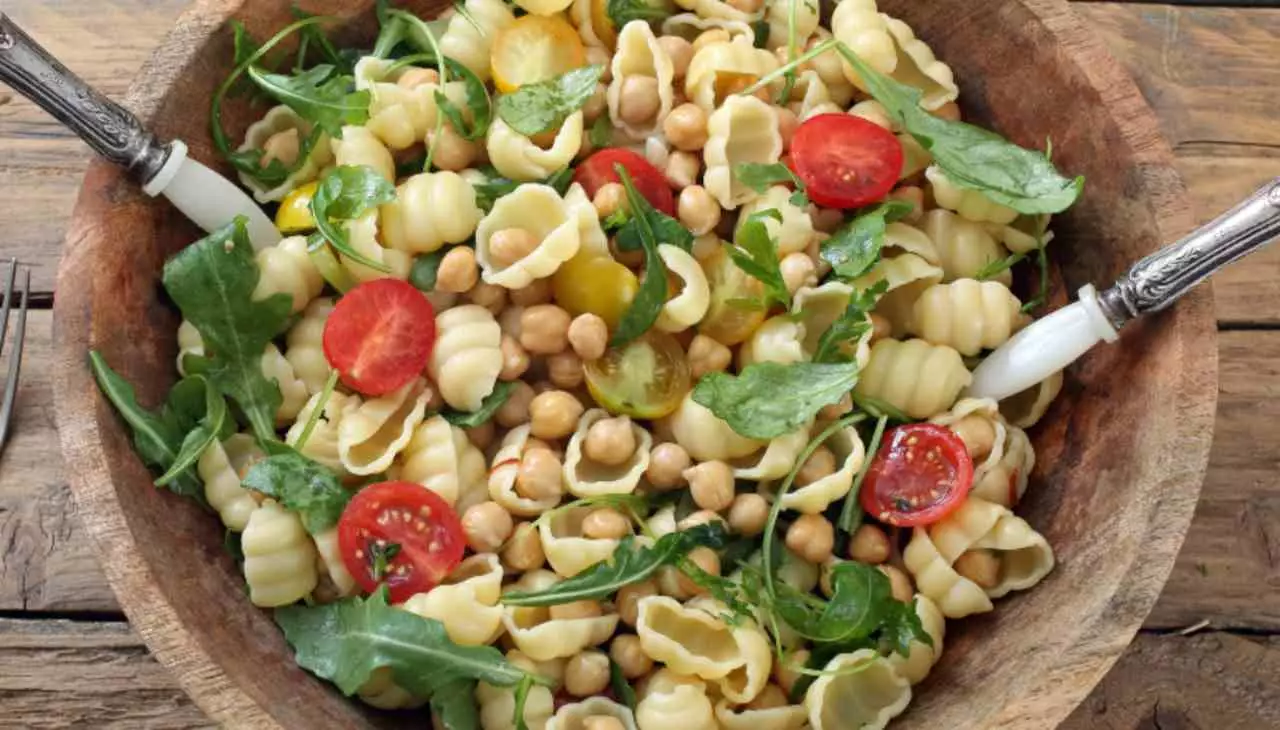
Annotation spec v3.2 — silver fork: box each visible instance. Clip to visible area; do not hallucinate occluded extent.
[0,258,30,453]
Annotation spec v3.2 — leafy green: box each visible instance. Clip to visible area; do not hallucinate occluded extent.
[241,450,351,534]
[610,660,638,710]
[850,393,912,423]
[611,167,694,346]
[606,0,675,29]
[834,44,1082,215]
[388,50,493,143]
[290,5,354,74]
[433,679,481,730]
[820,201,915,280]
[310,165,398,271]
[246,65,370,139]
[161,219,293,444]
[589,115,614,149]
[512,675,535,730]
[692,362,861,440]
[441,381,516,428]
[733,163,808,208]
[974,251,1025,281]
[810,281,887,365]
[292,371,339,452]
[501,523,730,606]
[1022,241,1050,313]
[409,251,446,292]
[726,209,790,312]
[497,65,605,136]
[155,376,228,487]
[751,19,770,49]
[472,166,575,212]
[837,414,886,533]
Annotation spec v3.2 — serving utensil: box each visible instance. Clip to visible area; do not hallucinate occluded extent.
[969,178,1280,401]
[0,14,280,249]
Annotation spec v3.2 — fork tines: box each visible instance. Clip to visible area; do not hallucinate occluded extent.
[0,258,30,454]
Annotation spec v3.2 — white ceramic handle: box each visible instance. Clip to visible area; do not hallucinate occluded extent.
[145,143,281,250]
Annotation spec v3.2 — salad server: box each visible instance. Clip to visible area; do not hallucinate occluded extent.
[0,14,281,249]
[969,178,1280,401]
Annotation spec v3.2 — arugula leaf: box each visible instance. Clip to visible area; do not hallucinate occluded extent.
[726,209,790,312]
[734,163,808,208]
[606,0,675,29]
[973,250,1025,281]
[837,414,886,533]
[155,376,228,487]
[834,44,1082,215]
[512,675,535,730]
[246,65,370,139]
[242,450,351,534]
[692,362,860,440]
[589,115,614,149]
[770,561,928,651]
[497,65,604,136]
[471,167,575,212]
[409,251,446,292]
[501,523,730,606]
[162,219,293,444]
[810,281,887,365]
[820,201,914,280]
[275,588,532,699]
[1022,241,1050,313]
[751,19,770,49]
[310,165,398,271]
[442,381,516,428]
[610,167,692,346]
[850,393,912,423]
[610,660,638,710]
[433,679,481,730]
[387,17,493,142]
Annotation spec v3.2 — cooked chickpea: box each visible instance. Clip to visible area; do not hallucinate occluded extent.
[502,522,545,572]
[687,334,732,379]
[774,649,809,696]
[584,416,637,466]
[747,684,788,711]
[509,279,551,307]
[663,103,709,152]
[819,393,853,421]
[262,129,301,168]
[582,717,625,730]
[684,460,735,512]
[568,314,609,361]
[950,414,997,460]
[467,281,507,314]
[677,185,722,236]
[499,305,524,339]
[848,524,891,564]
[880,564,915,602]
[869,312,892,343]
[808,205,846,234]
[499,335,531,381]
[796,445,837,487]
[549,599,604,621]
[675,546,721,596]
[547,351,584,389]
[586,45,612,81]
[954,549,1001,589]
[616,579,658,626]
[786,513,835,564]
[520,304,572,355]
[932,101,962,122]
[610,634,653,679]
[780,252,818,294]
[657,35,694,78]
[495,381,535,428]
[776,107,800,151]
[428,124,477,171]
[396,67,439,89]
[529,390,584,441]
[593,182,626,220]
[727,493,769,537]
[564,651,611,697]
[433,246,478,294]
[664,150,701,189]
[466,421,495,450]
[582,507,631,540]
[727,0,763,15]
[691,232,721,260]
[888,185,925,222]
[515,447,564,501]
[618,76,661,127]
[582,82,608,122]
[488,227,541,270]
[461,501,514,553]
[692,28,730,53]
[646,443,691,490]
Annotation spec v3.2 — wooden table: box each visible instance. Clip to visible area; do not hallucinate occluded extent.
[1,1,1277,727]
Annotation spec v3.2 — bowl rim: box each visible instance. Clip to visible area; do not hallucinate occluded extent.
[51,0,1217,727]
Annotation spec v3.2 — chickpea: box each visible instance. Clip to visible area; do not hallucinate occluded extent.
[584,416,637,466]
[780,252,818,294]
[433,246,478,294]
[547,351,585,389]
[520,304,572,355]
[262,129,301,168]
[428,123,478,171]
[583,718,625,730]
[727,493,769,537]
[677,185,722,236]
[675,546,721,596]
[495,381,535,427]
[565,651,611,697]
[549,599,604,621]
[461,501,514,553]
[932,101,962,122]
[657,35,694,78]
[663,150,701,190]
[869,312,892,343]
[795,445,837,487]
[593,182,627,220]
[396,67,439,89]
[488,227,541,269]
[848,524,891,564]
[818,393,853,421]
[687,334,732,379]
[880,564,915,602]
[582,82,608,122]
[950,415,997,460]
[568,314,609,361]
[616,579,658,626]
[509,279,551,307]
[747,684,788,711]
[529,390,584,440]
[727,0,763,14]
[646,443,691,490]
[691,232,721,261]
[515,447,564,501]
[663,103,709,152]
[499,305,525,339]
[502,522,545,572]
[610,634,653,679]
[586,45,612,82]
[499,335,531,381]
[467,281,507,314]
[888,185,925,222]
[692,28,730,54]
[618,76,661,127]
[786,514,835,564]
[582,508,631,540]
[805,205,844,235]
[776,107,800,151]
[954,549,1001,589]
[466,421,495,450]
[684,460,735,512]
[774,649,809,696]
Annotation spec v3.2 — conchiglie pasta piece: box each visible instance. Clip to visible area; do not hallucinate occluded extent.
[805,29,857,107]
[1000,370,1064,429]
[656,244,711,333]
[926,166,1019,225]
[921,208,1013,285]
[357,667,426,710]
[332,125,395,183]
[548,697,638,730]
[736,186,815,256]
[673,0,753,22]
[242,500,319,608]
[636,596,747,680]
[487,112,584,182]
[253,235,324,314]
[393,415,487,507]
[337,378,431,475]
[563,409,652,497]
[476,183,588,289]
[635,669,718,730]
[661,13,755,44]
[881,15,959,110]
[312,527,358,600]
[883,221,940,263]
[886,594,946,684]
[960,499,1055,597]
[902,525,992,618]
[381,172,484,254]
[539,505,629,576]
[831,0,897,84]
[237,105,333,203]
[715,699,808,730]
[441,0,516,83]
[855,338,971,420]
[665,392,764,462]
[931,397,1009,480]
[778,423,866,514]
[709,601,772,703]
[516,0,574,17]
[284,297,334,394]
[685,37,780,113]
[430,304,503,411]
[490,426,563,517]
[501,571,620,660]
[261,343,309,425]
[730,425,808,481]
[764,0,819,49]
[909,279,1024,356]
[804,650,911,730]
[704,96,783,209]
[737,315,805,371]
[354,56,444,151]
[791,69,842,120]
[340,211,413,283]
[286,391,355,476]
[198,434,263,532]
[793,281,873,365]
[476,649,556,730]
[402,553,506,646]
[851,252,944,336]
[608,21,676,139]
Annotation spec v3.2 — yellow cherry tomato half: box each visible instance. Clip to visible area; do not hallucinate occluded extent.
[585,330,691,419]
[552,252,639,329]
[589,0,618,49]
[275,181,319,234]
[698,247,767,346]
[490,14,587,93]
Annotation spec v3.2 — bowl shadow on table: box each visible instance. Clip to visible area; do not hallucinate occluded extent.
[51,0,1217,728]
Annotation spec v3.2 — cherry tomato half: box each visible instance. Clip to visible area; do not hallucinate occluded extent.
[552,251,639,329]
[323,278,436,397]
[337,481,466,603]
[790,114,904,209]
[585,330,690,419]
[491,14,587,93]
[573,148,676,216]
[860,423,973,527]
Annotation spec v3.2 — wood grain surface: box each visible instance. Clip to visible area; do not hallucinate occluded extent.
[0,1,1276,728]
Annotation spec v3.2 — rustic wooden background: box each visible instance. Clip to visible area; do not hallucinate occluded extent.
[0,0,1277,727]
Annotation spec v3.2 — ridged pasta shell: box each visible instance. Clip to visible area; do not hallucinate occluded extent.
[736,186,816,256]
[831,0,897,85]
[715,699,807,730]
[393,415,488,507]
[253,235,324,313]
[636,596,745,679]
[704,95,783,209]
[381,171,483,254]
[548,697,639,730]
[656,244,711,333]
[312,527,358,599]
[261,343,309,425]
[793,281,873,365]
[883,221,940,263]
[501,571,620,660]
[357,667,426,710]
[921,209,1013,285]
[285,297,334,394]
[664,392,764,462]
[539,506,629,577]
[856,339,971,420]
[563,409,653,497]
[909,279,1024,356]
[763,0,819,49]
[237,105,333,203]
[999,371,1064,429]
[881,14,959,111]
[806,29,857,107]
[886,594,946,684]
[489,426,563,517]
[440,0,516,83]
[926,166,1019,225]
[430,304,503,411]
[340,211,413,283]
[476,183,591,289]
[729,425,808,481]
[673,0,753,22]
[792,69,841,120]
[737,316,806,371]
[402,553,506,646]
[804,649,911,730]
[354,56,444,151]
[286,391,356,476]
[332,125,395,183]
[337,378,431,475]
[487,112,585,182]
[242,500,318,608]
[902,525,993,618]
[198,434,263,532]
[852,252,944,336]
[635,669,718,730]
[476,650,556,729]
[607,21,676,139]
[686,37,780,113]
[777,424,866,514]
[660,13,755,43]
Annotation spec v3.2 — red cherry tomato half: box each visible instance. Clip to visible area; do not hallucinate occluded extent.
[573,148,676,216]
[789,114,904,209]
[323,278,436,397]
[337,481,466,602]
[860,423,973,527]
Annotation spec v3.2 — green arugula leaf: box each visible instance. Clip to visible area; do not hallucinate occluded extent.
[810,280,887,365]
[610,660,638,710]
[733,163,808,208]
[837,414,886,533]
[471,166,575,212]
[497,65,604,136]
[433,679,481,730]
[610,167,692,346]
[161,219,293,444]
[726,209,791,312]
[225,127,327,190]
[606,0,675,29]
[241,450,351,534]
[834,44,1082,215]
[692,362,860,440]
[155,376,228,487]
[409,251,447,292]
[589,115,615,149]
[973,250,1025,281]
[512,675,535,730]
[246,65,370,139]
[1022,241,1050,314]
[275,588,532,699]
[290,5,353,74]
[387,14,494,142]
[751,19,770,49]
[501,523,730,606]
[441,381,516,428]
[850,393,913,423]
[820,201,914,280]
[310,165,398,271]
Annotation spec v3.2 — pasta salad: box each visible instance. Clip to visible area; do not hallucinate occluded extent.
[92,0,1082,727]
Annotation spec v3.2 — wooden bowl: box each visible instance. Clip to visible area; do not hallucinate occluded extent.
[52,0,1217,727]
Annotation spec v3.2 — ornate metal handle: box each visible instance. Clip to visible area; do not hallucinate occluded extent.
[0,13,170,183]
[1098,178,1280,330]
